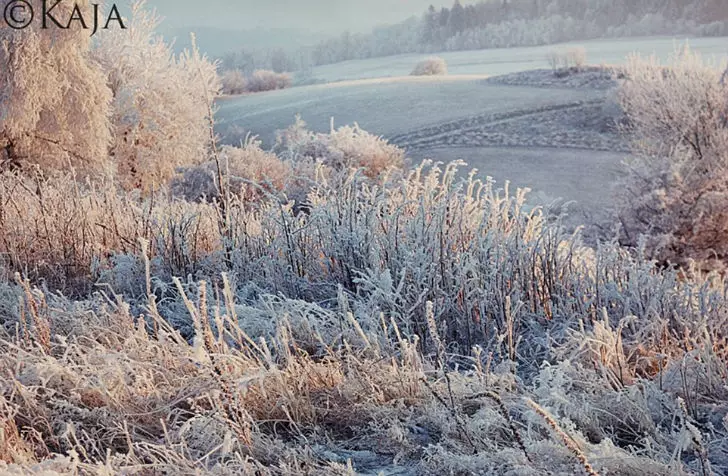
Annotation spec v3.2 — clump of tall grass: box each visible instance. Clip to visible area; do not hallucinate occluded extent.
[2,263,721,475]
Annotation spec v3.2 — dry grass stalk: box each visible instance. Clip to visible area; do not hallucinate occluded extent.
[527,398,601,476]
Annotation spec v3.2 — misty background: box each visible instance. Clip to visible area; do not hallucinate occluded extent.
[145,0,727,74]
[148,0,441,33]
[149,0,448,56]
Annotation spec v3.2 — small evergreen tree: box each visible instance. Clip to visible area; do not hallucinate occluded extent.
[448,0,467,36]
[421,5,439,45]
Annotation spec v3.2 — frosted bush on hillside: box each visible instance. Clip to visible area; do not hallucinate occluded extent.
[547,47,587,75]
[411,57,448,76]
[221,69,293,95]
[221,69,248,95]
[325,124,405,176]
[246,69,292,92]
[275,117,405,178]
[94,1,220,192]
[172,139,293,203]
[0,0,112,172]
[172,118,404,211]
[617,46,728,271]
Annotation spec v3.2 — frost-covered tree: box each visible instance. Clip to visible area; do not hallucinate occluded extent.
[421,5,439,45]
[617,47,728,271]
[93,1,220,191]
[447,0,467,36]
[0,0,112,172]
[298,0,728,66]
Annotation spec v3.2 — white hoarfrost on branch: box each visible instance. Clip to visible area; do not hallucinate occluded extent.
[93,0,221,191]
[0,0,112,172]
[617,46,728,271]
[275,116,405,178]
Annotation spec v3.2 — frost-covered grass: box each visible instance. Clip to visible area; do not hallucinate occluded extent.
[0,157,726,474]
[1,14,727,473]
[484,66,618,90]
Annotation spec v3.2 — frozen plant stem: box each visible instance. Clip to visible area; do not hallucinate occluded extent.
[527,398,600,476]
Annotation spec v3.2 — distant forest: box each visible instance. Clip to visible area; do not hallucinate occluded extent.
[221,0,728,73]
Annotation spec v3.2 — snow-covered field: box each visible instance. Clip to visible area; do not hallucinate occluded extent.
[216,77,604,147]
[306,35,728,83]
[216,36,727,226]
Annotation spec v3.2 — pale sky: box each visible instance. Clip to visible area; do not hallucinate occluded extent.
[147,0,450,33]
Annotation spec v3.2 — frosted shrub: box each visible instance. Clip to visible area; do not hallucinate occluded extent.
[0,0,112,172]
[94,1,221,192]
[325,124,405,176]
[172,139,293,202]
[548,47,587,75]
[274,116,331,159]
[411,57,448,76]
[275,117,404,177]
[246,69,292,92]
[221,69,248,95]
[617,47,728,271]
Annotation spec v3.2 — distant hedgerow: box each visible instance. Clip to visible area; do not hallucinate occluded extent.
[246,69,292,93]
[221,69,248,95]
